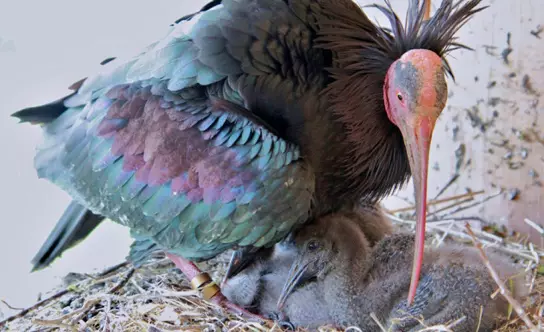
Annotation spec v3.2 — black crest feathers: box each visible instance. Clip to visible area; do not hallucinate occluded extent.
[316,0,486,80]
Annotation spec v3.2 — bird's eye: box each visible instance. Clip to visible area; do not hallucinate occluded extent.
[307,240,320,252]
[397,93,403,101]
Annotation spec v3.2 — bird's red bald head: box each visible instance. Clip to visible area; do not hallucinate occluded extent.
[383,48,448,305]
[385,49,447,126]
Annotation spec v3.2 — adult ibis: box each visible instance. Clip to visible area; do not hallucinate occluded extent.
[12,0,485,315]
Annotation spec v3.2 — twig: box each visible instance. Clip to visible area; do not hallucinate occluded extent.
[386,212,542,261]
[433,190,484,206]
[0,260,132,328]
[432,173,460,201]
[428,197,474,217]
[525,218,544,236]
[416,315,466,332]
[369,312,387,332]
[130,278,146,294]
[0,300,24,311]
[97,261,129,277]
[33,298,100,330]
[433,220,455,248]
[108,268,136,294]
[528,262,538,293]
[83,261,130,281]
[69,298,102,326]
[433,215,489,223]
[466,223,539,331]
[475,305,484,332]
[389,190,484,214]
[441,190,502,217]
[0,289,70,328]
[31,318,77,331]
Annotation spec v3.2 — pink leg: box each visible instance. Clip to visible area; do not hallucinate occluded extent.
[166,253,267,322]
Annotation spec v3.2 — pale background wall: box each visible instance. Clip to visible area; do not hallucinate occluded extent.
[376,0,544,243]
[0,0,542,320]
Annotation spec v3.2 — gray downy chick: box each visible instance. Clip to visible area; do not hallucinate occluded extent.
[365,234,527,331]
[278,214,527,332]
[221,205,392,328]
[222,239,332,330]
[221,259,264,309]
[222,240,292,311]
[220,203,393,287]
[350,203,393,246]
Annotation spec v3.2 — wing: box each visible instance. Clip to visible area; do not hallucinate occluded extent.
[71,0,325,108]
[36,84,314,261]
[27,0,320,260]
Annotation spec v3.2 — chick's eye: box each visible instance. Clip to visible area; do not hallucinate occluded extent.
[307,240,320,252]
[397,93,403,101]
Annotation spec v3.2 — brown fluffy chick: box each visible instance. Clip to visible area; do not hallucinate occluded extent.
[278,215,527,332]
[222,240,331,330]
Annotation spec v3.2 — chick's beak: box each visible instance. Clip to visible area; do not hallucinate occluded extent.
[222,247,271,287]
[221,250,247,287]
[277,258,310,310]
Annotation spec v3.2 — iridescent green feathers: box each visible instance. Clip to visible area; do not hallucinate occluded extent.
[28,0,318,260]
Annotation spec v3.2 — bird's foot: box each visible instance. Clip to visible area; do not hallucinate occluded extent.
[209,292,267,322]
[165,253,267,322]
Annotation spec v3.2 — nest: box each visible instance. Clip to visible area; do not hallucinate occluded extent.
[0,253,290,332]
[1,193,543,332]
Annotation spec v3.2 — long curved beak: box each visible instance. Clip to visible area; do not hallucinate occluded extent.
[396,110,438,305]
[221,247,273,287]
[276,258,311,310]
[221,250,245,287]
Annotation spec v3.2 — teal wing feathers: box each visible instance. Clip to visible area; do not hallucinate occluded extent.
[36,83,314,261]
[22,0,325,261]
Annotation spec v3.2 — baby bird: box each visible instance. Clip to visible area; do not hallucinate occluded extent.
[223,206,392,330]
[278,214,526,332]
[222,239,332,330]
[221,204,393,286]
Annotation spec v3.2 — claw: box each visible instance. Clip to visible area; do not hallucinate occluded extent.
[279,320,295,330]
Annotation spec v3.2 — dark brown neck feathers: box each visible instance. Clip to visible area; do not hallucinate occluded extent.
[302,0,410,212]
[286,0,484,213]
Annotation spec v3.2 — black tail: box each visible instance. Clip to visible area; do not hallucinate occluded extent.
[31,200,105,271]
[11,94,74,125]
[11,54,124,125]
[174,0,222,23]
[11,76,87,125]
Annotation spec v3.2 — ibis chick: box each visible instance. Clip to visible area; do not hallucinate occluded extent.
[221,204,393,285]
[278,215,526,332]
[223,240,332,330]
[223,207,392,329]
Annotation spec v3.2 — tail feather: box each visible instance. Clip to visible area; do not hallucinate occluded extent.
[11,93,74,125]
[31,200,105,271]
[11,55,116,125]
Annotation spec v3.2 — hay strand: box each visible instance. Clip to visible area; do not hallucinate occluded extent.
[465,223,539,332]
